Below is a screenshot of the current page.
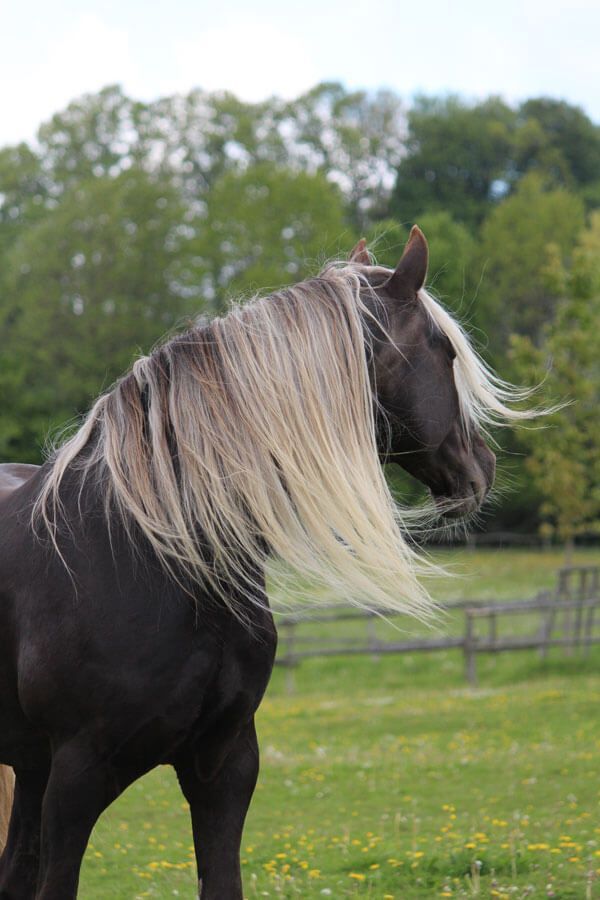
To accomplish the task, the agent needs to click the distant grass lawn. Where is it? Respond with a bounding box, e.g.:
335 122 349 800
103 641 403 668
79 548 600 899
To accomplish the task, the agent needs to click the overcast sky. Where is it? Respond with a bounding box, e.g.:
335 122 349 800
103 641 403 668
2 0 599 147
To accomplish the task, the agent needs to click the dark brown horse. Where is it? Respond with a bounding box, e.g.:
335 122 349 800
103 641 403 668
0 227 523 899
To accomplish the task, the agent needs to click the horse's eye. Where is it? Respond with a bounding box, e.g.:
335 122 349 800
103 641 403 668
434 330 456 361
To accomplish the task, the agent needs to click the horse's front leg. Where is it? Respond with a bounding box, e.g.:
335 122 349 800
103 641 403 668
35 738 123 900
0 763 49 900
175 718 260 900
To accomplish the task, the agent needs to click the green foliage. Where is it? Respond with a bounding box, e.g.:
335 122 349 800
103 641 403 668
476 173 585 359
186 164 350 312
285 82 406 226
391 95 517 228
0 143 48 255
33 82 404 227
389 93 600 240
0 169 197 461
516 97 600 191
510 213 600 541
37 85 140 190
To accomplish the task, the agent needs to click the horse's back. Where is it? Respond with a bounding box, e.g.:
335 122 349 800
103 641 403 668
0 463 40 505
0 463 43 574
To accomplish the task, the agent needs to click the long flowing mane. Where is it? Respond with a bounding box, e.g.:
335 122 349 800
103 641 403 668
416 288 534 432
34 262 530 620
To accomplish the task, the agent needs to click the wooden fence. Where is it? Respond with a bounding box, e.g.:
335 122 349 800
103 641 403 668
275 565 600 688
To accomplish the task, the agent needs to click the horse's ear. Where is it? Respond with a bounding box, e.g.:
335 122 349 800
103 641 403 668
348 238 370 265
386 225 428 297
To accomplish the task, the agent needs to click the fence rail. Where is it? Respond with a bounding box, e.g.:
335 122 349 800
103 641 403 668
274 565 600 688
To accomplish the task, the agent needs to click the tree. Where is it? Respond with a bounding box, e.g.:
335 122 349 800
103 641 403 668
0 169 198 462
185 163 350 313
390 94 600 234
476 173 585 360
0 143 48 256
510 213 600 551
390 96 517 229
515 98 600 197
281 82 406 227
36 85 141 191
34 82 406 230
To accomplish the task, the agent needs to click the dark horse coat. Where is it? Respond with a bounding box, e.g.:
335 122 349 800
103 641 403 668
0 461 277 899
0 228 502 899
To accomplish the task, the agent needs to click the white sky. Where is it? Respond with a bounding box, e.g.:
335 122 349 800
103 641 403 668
2 0 600 147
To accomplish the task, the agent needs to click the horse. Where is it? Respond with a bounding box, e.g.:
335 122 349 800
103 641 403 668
0 226 530 898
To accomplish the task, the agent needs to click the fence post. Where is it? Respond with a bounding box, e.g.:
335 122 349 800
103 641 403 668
367 614 380 662
489 612 497 647
559 568 575 655
537 590 553 660
574 596 584 653
464 610 477 687
583 603 595 656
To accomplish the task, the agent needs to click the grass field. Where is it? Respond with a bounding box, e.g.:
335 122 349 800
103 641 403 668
78 548 600 899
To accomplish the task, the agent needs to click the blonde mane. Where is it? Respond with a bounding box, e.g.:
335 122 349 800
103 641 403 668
34 262 531 621
417 288 536 432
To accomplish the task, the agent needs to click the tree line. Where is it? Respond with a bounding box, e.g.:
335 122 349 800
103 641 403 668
0 83 598 543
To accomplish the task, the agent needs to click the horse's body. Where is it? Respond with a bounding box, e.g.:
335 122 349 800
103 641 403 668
0 461 276 899
0 228 524 898
0 465 38 503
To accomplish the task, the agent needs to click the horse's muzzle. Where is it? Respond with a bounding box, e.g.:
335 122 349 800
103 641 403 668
434 440 496 519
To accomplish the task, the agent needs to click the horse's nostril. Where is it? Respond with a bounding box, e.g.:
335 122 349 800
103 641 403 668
470 478 487 504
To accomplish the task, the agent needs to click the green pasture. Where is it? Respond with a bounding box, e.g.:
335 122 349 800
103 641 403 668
79 548 600 899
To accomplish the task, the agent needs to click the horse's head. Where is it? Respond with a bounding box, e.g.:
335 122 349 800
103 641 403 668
353 228 496 518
